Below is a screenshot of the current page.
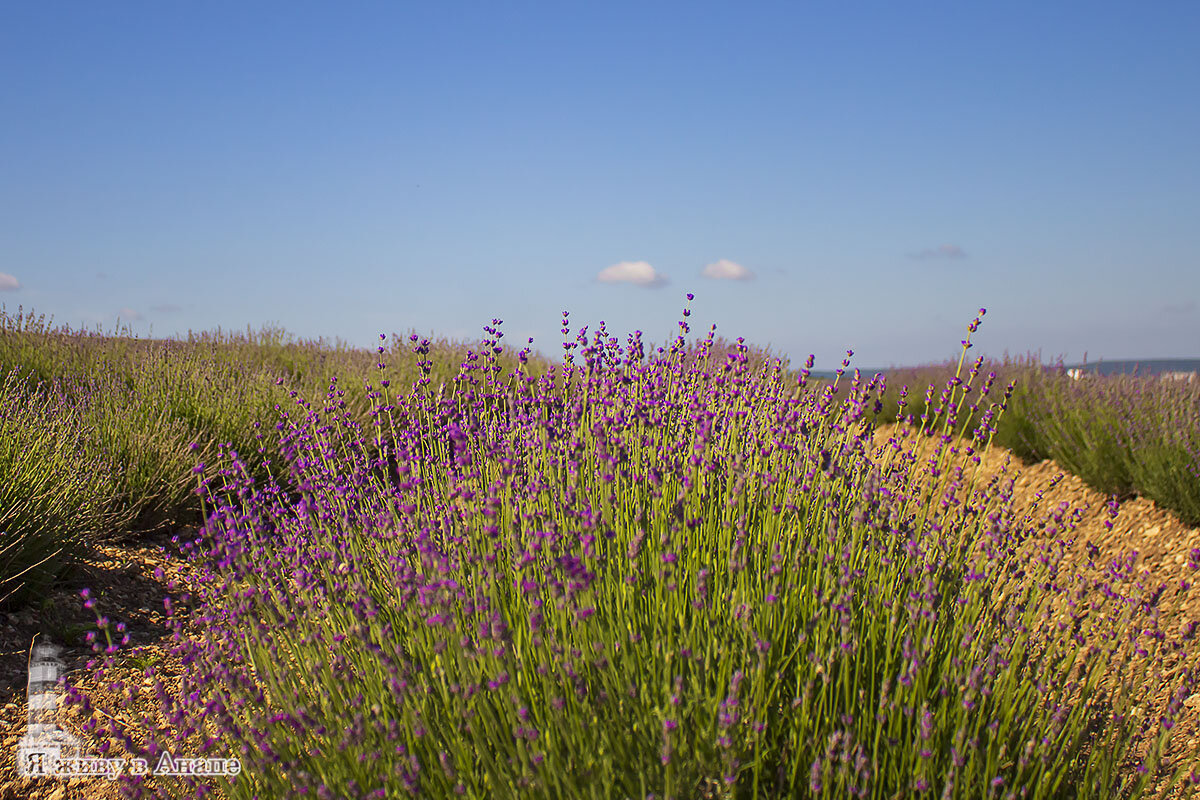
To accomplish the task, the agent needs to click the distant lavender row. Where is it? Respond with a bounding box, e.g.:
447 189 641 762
74 306 1198 798
0 306 540 534
875 357 1200 526
0 369 114 606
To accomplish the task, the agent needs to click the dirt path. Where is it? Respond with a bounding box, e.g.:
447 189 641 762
0 531 199 800
1 429 1198 799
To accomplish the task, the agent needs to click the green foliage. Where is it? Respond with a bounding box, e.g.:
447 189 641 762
0 370 120 606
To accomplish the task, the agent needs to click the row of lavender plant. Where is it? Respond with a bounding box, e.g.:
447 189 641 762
0 369 122 606
1005 367 1200 526
77 306 1198 798
873 356 1200 527
0 307 517 606
0 306 540 539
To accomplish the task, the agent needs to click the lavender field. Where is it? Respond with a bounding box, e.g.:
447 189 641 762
3 304 1199 798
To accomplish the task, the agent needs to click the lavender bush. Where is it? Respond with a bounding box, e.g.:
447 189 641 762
76 306 1198 799
0 369 120 605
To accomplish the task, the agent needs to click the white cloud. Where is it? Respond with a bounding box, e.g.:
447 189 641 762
701 259 754 281
596 261 667 287
909 244 967 260
118 307 145 321
0 273 20 291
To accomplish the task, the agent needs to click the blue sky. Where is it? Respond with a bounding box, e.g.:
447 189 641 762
2 2 1197 369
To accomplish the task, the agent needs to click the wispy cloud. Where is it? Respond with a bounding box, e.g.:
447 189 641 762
1162 300 1196 315
118 307 145 321
596 261 667 288
701 259 754 281
908 244 967 260
0 273 21 291
151 303 183 313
